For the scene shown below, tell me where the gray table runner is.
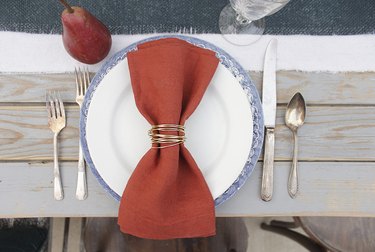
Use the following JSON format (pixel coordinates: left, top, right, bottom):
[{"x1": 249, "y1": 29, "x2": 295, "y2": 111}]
[{"x1": 1, "y1": 0, "x2": 374, "y2": 35}]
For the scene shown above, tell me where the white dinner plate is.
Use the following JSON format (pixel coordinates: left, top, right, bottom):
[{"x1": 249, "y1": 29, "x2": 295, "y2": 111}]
[{"x1": 80, "y1": 35, "x2": 264, "y2": 206}]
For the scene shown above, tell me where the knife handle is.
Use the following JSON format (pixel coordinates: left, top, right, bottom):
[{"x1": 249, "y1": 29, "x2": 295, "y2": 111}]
[{"x1": 261, "y1": 127, "x2": 275, "y2": 201}]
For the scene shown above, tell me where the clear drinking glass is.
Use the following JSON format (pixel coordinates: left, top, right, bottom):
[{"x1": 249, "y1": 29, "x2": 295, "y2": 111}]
[{"x1": 219, "y1": 0, "x2": 290, "y2": 37}]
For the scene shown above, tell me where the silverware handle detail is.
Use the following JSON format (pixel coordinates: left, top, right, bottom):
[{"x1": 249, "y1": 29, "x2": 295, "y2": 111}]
[
  {"x1": 261, "y1": 127, "x2": 275, "y2": 201},
  {"x1": 288, "y1": 131, "x2": 299, "y2": 198},
  {"x1": 53, "y1": 133, "x2": 64, "y2": 200},
  {"x1": 76, "y1": 141, "x2": 88, "y2": 200}
]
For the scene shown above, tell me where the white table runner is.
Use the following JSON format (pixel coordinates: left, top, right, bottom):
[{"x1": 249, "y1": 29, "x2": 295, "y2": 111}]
[{"x1": 0, "y1": 32, "x2": 374, "y2": 73}]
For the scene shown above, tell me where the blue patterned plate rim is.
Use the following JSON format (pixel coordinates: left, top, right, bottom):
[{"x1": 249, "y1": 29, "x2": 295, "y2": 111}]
[{"x1": 80, "y1": 34, "x2": 264, "y2": 207}]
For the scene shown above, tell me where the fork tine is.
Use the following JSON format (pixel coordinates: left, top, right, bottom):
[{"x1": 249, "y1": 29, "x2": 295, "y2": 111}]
[
  {"x1": 77, "y1": 67, "x2": 81, "y2": 95},
  {"x1": 83, "y1": 68, "x2": 87, "y2": 94},
  {"x1": 55, "y1": 91, "x2": 63, "y2": 118},
  {"x1": 75, "y1": 68, "x2": 80, "y2": 97},
  {"x1": 79, "y1": 67, "x2": 84, "y2": 95},
  {"x1": 79, "y1": 69, "x2": 86, "y2": 95},
  {"x1": 53, "y1": 91, "x2": 61, "y2": 117},
  {"x1": 50, "y1": 92, "x2": 57, "y2": 119},
  {"x1": 81, "y1": 69, "x2": 86, "y2": 95},
  {"x1": 76, "y1": 67, "x2": 83, "y2": 96},
  {"x1": 84, "y1": 68, "x2": 90, "y2": 93},
  {"x1": 57, "y1": 91, "x2": 66, "y2": 118},
  {"x1": 86, "y1": 68, "x2": 90, "y2": 83}
]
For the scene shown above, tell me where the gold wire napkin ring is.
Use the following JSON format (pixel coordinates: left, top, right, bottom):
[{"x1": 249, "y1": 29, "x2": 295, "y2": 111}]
[{"x1": 148, "y1": 124, "x2": 186, "y2": 149}]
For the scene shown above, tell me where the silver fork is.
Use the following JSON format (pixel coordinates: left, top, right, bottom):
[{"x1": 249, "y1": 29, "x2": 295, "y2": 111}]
[
  {"x1": 75, "y1": 68, "x2": 89, "y2": 200},
  {"x1": 46, "y1": 91, "x2": 66, "y2": 200}
]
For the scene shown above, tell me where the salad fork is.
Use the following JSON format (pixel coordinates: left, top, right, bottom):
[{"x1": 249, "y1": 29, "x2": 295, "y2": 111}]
[
  {"x1": 75, "y1": 68, "x2": 89, "y2": 200},
  {"x1": 46, "y1": 91, "x2": 66, "y2": 200}
]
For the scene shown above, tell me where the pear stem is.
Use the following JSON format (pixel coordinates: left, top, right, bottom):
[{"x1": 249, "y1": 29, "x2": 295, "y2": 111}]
[{"x1": 59, "y1": 0, "x2": 74, "y2": 13}]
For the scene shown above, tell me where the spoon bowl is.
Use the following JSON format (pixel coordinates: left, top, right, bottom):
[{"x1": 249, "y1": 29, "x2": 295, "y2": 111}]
[
  {"x1": 285, "y1": 92, "x2": 306, "y2": 198},
  {"x1": 285, "y1": 93, "x2": 306, "y2": 131}
]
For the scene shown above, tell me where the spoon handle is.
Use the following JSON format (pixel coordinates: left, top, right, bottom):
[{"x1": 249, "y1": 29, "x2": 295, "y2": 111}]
[
  {"x1": 76, "y1": 140, "x2": 88, "y2": 200},
  {"x1": 288, "y1": 131, "x2": 299, "y2": 198}
]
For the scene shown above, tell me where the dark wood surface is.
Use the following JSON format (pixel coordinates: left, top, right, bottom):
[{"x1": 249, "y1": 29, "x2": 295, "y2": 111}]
[
  {"x1": 297, "y1": 217, "x2": 375, "y2": 252},
  {"x1": 84, "y1": 217, "x2": 248, "y2": 252}
]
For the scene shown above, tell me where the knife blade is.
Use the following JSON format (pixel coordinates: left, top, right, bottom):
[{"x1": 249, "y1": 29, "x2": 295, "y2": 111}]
[{"x1": 261, "y1": 38, "x2": 277, "y2": 201}]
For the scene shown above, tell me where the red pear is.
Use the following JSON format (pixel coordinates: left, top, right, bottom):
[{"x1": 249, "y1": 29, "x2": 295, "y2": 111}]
[{"x1": 59, "y1": 0, "x2": 112, "y2": 64}]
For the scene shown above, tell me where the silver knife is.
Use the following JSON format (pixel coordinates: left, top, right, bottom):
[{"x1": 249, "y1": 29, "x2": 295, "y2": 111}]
[{"x1": 261, "y1": 38, "x2": 277, "y2": 201}]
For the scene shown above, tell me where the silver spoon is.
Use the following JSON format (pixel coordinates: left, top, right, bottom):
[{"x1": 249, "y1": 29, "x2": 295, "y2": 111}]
[{"x1": 285, "y1": 92, "x2": 306, "y2": 198}]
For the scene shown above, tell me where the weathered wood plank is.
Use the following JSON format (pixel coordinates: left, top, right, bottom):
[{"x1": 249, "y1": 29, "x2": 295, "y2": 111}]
[
  {"x1": 48, "y1": 218, "x2": 66, "y2": 252},
  {"x1": 0, "y1": 106, "x2": 79, "y2": 161},
  {"x1": 249, "y1": 71, "x2": 375, "y2": 105},
  {"x1": 218, "y1": 162, "x2": 375, "y2": 217},
  {"x1": 0, "y1": 106, "x2": 374, "y2": 161},
  {"x1": 1, "y1": 162, "x2": 375, "y2": 217},
  {"x1": 0, "y1": 74, "x2": 76, "y2": 103},
  {"x1": 0, "y1": 72, "x2": 374, "y2": 104},
  {"x1": 66, "y1": 218, "x2": 83, "y2": 252},
  {"x1": 0, "y1": 162, "x2": 118, "y2": 218}
]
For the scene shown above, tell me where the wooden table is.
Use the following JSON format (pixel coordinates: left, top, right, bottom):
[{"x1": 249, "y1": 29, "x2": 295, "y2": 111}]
[{"x1": 1, "y1": 71, "x2": 375, "y2": 218}]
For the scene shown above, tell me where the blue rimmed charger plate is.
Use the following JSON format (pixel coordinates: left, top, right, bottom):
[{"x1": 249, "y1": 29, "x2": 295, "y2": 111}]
[{"x1": 80, "y1": 35, "x2": 264, "y2": 206}]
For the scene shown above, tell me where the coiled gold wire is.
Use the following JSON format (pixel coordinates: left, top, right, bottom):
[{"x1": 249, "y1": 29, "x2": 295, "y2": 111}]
[{"x1": 148, "y1": 124, "x2": 186, "y2": 149}]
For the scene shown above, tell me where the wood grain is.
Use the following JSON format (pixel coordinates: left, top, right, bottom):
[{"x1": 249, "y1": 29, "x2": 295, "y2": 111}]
[
  {"x1": 0, "y1": 74, "x2": 75, "y2": 103},
  {"x1": 0, "y1": 71, "x2": 374, "y2": 218},
  {"x1": 0, "y1": 106, "x2": 374, "y2": 161},
  {"x1": 84, "y1": 217, "x2": 248, "y2": 252},
  {"x1": 0, "y1": 106, "x2": 79, "y2": 161},
  {"x1": 249, "y1": 71, "x2": 375, "y2": 105},
  {"x1": 66, "y1": 218, "x2": 84, "y2": 252},
  {"x1": 297, "y1": 216, "x2": 375, "y2": 252},
  {"x1": 1, "y1": 162, "x2": 375, "y2": 218},
  {"x1": 48, "y1": 218, "x2": 66, "y2": 252},
  {"x1": 0, "y1": 72, "x2": 374, "y2": 104}
]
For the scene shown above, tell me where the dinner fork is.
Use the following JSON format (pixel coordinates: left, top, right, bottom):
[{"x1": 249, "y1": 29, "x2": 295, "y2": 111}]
[
  {"x1": 75, "y1": 68, "x2": 89, "y2": 200},
  {"x1": 46, "y1": 91, "x2": 66, "y2": 200}
]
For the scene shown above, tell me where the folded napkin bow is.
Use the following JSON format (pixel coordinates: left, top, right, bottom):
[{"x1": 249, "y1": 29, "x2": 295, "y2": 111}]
[{"x1": 118, "y1": 38, "x2": 219, "y2": 239}]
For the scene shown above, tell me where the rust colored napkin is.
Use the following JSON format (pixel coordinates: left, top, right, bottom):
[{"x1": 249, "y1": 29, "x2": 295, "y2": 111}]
[{"x1": 118, "y1": 38, "x2": 219, "y2": 239}]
